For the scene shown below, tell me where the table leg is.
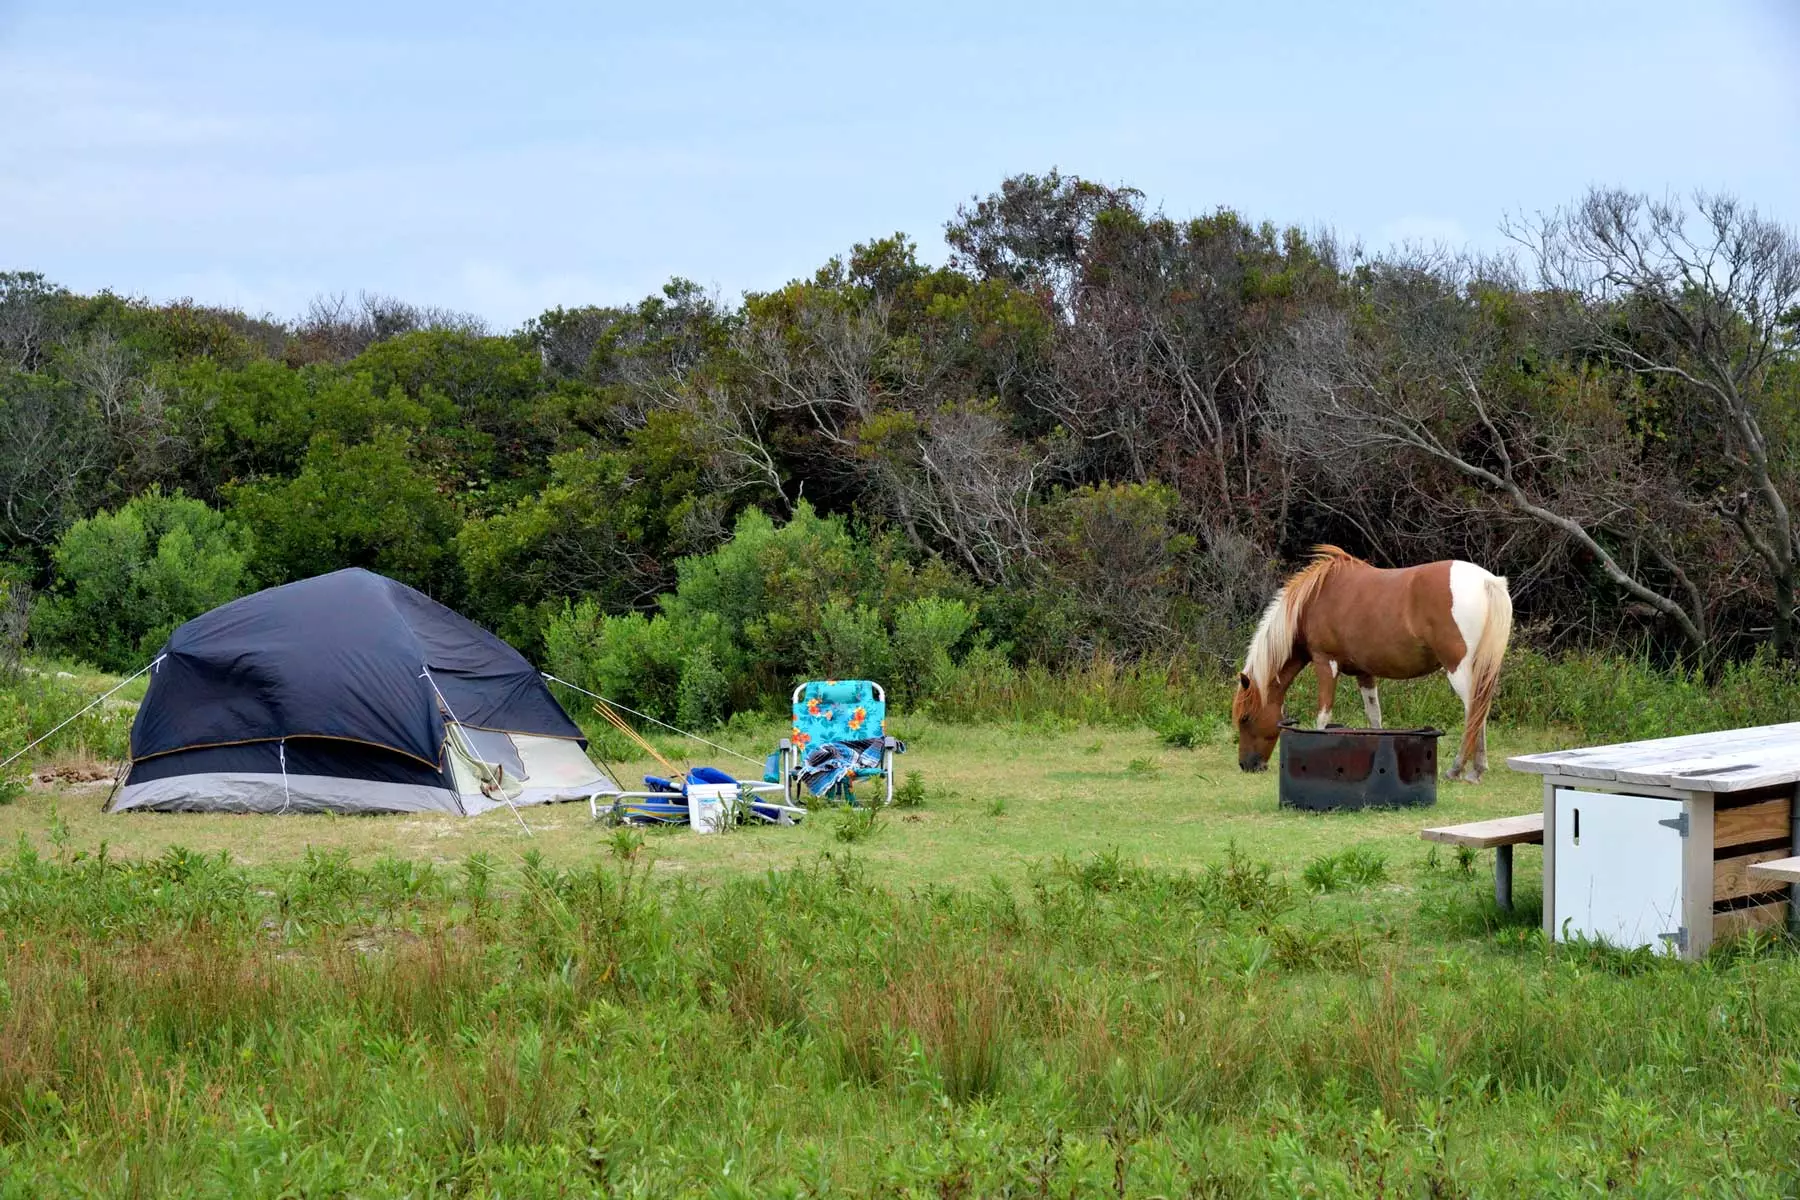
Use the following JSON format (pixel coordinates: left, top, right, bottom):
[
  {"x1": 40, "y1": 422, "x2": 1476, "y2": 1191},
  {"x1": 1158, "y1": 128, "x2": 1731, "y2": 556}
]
[
  {"x1": 1495, "y1": 844, "x2": 1513, "y2": 912},
  {"x1": 1680, "y1": 793, "x2": 1714, "y2": 961},
  {"x1": 1542, "y1": 779, "x2": 1557, "y2": 941}
]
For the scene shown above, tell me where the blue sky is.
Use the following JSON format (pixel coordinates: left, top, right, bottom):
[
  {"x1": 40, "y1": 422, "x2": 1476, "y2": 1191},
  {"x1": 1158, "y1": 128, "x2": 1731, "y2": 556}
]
[{"x1": 3, "y1": 0, "x2": 1796, "y2": 329}]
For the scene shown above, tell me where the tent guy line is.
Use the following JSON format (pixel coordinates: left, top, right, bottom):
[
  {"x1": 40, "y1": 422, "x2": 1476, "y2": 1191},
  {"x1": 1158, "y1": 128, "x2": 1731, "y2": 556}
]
[
  {"x1": 541, "y1": 674, "x2": 767, "y2": 769},
  {"x1": 0, "y1": 655, "x2": 164, "y2": 775}
]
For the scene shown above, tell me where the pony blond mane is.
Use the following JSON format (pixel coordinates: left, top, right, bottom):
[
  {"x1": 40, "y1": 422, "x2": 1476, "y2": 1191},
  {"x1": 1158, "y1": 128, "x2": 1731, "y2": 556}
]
[{"x1": 1240, "y1": 546, "x2": 1362, "y2": 693}]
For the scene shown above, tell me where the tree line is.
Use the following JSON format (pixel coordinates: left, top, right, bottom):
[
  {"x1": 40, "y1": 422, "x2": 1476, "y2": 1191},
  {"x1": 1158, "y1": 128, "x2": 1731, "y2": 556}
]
[{"x1": 2, "y1": 173, "x2": 1797, "y2": 701}]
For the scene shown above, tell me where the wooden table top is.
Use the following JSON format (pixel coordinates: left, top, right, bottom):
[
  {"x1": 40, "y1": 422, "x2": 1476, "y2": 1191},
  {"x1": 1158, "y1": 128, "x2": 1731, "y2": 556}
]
[{"x1": 1507, "y1": 723, "x2": 1800, "y2": 793}]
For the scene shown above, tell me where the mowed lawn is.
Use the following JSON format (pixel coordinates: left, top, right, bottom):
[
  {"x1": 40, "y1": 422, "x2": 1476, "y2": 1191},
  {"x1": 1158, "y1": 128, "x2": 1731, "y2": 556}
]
[{"x1": 10, "y1": 718, "x2": 1556, "y2": 902}]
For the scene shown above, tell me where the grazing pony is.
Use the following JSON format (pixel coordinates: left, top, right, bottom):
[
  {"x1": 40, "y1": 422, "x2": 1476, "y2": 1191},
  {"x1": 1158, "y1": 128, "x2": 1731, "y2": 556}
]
[{"x1": 1232, "y1": 547, "x2": 1513, "y2": 782}]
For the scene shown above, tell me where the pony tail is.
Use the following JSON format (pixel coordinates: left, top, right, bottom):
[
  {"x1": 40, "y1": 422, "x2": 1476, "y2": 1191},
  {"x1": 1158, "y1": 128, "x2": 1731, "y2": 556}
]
[{"x1": 1465, "y1": 575, "x2": 1513, "y2": 734}]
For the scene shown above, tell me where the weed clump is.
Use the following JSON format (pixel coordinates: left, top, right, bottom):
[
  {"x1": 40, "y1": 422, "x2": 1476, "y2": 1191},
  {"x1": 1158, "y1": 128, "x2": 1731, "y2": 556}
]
[
  {"x1": 834, "y1": 805, "x2": 885, "y2": 844},
  {"x1": 892, "y1": 771, "x2": 927, "y2": 808},
  {"x1": 1151, "y1": 709, "x2": 1211, "y2": 748},
  {"x1": 1302, "y1": 846, "x2": 1389, "y2": 893}
]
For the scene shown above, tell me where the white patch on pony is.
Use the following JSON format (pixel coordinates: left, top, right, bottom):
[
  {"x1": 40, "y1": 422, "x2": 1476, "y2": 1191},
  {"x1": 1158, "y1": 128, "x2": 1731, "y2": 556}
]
[
  {"x1": 1359, "y1": 684, "x2": 1381, "y2": 727},
  {"x1": 1315, "y1": 708, "x2": 1332, "y2": 728},
  {"x1": 1445, "y1": 561, "x2": 1491, "y2": 693},
  {"x1": 1328, "y1": 659, "x2": 1339, "y2": 678}
]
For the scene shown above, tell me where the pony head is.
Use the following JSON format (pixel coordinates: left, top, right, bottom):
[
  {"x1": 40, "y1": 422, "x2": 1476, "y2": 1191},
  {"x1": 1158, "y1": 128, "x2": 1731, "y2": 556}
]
[
  {"x1": 1231, "y1": 546, "x2": 1352, "y2": 772},
  {"x1": 1232, "y1": 672, "x2": 1284, "y2": 772}
]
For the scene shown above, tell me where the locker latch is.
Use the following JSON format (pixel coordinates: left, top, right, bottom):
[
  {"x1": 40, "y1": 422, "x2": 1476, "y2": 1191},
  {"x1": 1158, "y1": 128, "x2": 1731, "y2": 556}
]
[
  {"x1": 1658, "y1": 813, "x2": 1690, "y2": 837},
  {"x1": 1659, "y1": 927, "x2": 1688, "y2": 954}
]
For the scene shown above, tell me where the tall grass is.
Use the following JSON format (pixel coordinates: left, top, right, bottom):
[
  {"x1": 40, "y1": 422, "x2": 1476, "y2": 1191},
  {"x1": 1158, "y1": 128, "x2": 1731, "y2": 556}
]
[
  {"x1": 923, "y1": 646, "x2": 1800, "y2": 746},
  {"x1": 2, "y1": 837, "x2": 1800, "y2": 1193}
]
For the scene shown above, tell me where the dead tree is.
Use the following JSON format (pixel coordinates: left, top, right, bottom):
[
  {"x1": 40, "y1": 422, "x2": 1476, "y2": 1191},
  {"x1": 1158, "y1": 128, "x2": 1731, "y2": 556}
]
[
  {"x1": 1512, "y1": 189, "x2": 1800, "y2": 653},
  {"x1": 1269, "y1": 251, "x2": 1714, "y2": 655}
]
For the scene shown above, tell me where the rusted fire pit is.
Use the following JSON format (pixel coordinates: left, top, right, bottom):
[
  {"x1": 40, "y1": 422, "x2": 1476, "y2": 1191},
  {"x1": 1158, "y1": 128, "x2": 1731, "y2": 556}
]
[{"x1": 1277, "y1": 723, "x2": 1443, "y2": 811}]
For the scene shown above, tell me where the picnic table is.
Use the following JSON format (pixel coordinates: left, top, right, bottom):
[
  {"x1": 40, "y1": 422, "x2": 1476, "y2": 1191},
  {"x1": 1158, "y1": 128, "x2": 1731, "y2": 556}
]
[{"x1": 1509, "y1": 724, "x2": 1800, "y2": 960}]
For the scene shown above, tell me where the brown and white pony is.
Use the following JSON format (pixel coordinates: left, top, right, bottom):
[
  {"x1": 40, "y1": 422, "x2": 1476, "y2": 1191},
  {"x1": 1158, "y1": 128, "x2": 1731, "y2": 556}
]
[{"x1": 1232, "y1": 547, "x2": 1513, "y2": 782}]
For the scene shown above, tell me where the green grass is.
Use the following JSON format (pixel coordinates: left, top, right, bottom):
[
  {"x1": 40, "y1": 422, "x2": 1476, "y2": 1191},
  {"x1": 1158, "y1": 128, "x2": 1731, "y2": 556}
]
[
  {"x1": 0, "y1": 718, "x2": 1552, "y2": 894},
  {"x1": 9, "y1": 657, "x2": 1800, "y2": 1193},
  {"x1": 0, "y1": 778, "x2": 1799, "y2": 1195}
]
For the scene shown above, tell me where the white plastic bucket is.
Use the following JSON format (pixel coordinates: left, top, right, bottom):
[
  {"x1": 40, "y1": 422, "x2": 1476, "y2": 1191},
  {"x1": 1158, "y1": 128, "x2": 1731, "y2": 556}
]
[{"x1": 687, "y1": 783, "x2": 734, "y2": 834}]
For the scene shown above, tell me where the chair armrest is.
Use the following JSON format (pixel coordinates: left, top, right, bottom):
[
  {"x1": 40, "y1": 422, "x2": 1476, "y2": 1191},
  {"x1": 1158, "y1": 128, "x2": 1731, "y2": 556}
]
[
  {"x1": 779, "y1": 738, "x2": 792, "y2": 751},
  {"x1": 882, "y1": 736, "x2": 897, "y2": 750}
]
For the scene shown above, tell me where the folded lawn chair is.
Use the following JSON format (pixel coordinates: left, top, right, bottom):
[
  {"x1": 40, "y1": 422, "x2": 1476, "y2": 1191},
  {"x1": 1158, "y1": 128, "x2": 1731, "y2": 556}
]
[
  {"x1": 593, "y1": 765, "x2": 804, "y2": 829},
  {"x1": 766, "y1": 680, "x2": 901, "y2": 806}
]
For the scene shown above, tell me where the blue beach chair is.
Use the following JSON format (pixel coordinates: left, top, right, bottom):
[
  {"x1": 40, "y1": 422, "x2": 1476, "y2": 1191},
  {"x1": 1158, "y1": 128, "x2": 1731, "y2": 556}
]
[{"x1": 767, "y1": 680, "x2": 900, "y2": 806}]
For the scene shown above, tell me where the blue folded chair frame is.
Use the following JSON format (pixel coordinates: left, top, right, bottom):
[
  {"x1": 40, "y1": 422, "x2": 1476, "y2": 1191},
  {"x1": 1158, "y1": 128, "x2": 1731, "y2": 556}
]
[{"x1": 592, "y1": 765, "x2": 804, "y2": 826}]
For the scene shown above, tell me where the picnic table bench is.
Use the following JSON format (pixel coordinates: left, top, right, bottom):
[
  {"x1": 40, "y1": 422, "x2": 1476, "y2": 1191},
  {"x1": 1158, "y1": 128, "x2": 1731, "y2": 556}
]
[
  {"x1": 1421, "y1": 812, "x2": 1543, "y2": 912},
  {"x1": 1509, "y1": 723, "x2": 1800, "y2": 959}
]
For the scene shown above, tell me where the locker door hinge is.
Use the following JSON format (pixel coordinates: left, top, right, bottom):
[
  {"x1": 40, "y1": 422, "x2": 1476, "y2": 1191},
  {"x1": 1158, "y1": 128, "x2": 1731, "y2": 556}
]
[
  {"x1": 1659, "y1": 927, "x2": 1688, "y2": 954},
  {"x1": 1658, "y1": 812, "x2": 1690, "y2": 837}
]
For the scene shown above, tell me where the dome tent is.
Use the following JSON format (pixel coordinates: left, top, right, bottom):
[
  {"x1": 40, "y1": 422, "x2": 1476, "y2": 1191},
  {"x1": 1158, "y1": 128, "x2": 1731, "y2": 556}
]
[{"x1": 109, "y1": 568, "x2": 614, "y2": 815}]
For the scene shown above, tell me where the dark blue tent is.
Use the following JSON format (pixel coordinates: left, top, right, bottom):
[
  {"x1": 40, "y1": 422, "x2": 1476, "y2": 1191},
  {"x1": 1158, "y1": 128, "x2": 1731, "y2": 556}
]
[{"x1": 110, "y1": 569, "x2": 615, "y2": 815}]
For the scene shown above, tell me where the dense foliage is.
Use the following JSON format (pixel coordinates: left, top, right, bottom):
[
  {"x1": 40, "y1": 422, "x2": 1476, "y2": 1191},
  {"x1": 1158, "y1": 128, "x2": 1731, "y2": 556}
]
[
  {"x1": 4, "y1": 176, "x2": 1797, "y2": 696},
  {"x1": 30, "y1": 490, "x2": 253, "y2": 673}
]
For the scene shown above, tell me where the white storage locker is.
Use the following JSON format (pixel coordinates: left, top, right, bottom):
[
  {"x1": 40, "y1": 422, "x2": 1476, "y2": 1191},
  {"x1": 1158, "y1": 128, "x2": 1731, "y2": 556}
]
[
  {"x1": 1511, "y1": 726, "x2": 1800, "y2": 961},
  {"x1": 1553, "y1": 788, "x2": 1687, "y2": 954}
]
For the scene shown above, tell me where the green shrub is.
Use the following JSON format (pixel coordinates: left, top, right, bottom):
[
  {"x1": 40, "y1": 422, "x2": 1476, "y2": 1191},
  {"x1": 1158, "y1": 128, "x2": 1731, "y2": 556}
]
[
  {"x1": 31, "y1": 488, "x2": 253, "y2": 671},
  {"x1": 228, "y1": 429, "x2": 462, "y2": 597},
  {"x1": 0, "y1": 575, "x2": 28, "y2": 679},
  {"x1": 675, "y1": 644, "x2": 730, "y2": 731},
  {"x1": 891, "y1": 596, "x2": 977, "y2": 705},
  {"x1": 1375, "y1": 647, "x2": 1800, "y2": 743},
  {"x1": 543, "y1": 601, "x2": 733, "y2": 724},
  {"x1": 541, "y1": 504, "x2": 982, "y2": 722},
  {"x1": 811, "y1": 599, "x2": 891, "y2": 682}
]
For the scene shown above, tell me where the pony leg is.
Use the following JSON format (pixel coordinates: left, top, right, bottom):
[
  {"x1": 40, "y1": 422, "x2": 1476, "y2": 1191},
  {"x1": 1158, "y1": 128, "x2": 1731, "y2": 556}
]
[
  {"x1": 1444, "y1": 661, "x2": 1474, "y2": 780},
  {"x1": 1445, "y1": 566, "x2": 1511, "y2": 784},
  {"x1": 1444, "y1": 661, "x2": 1492, "y2": 783},
  {"x1": 1356, "y1": 675, "x2": 1382, "y2": 728},
  {"x1": 1312, "y1": 656, "x2": 1338, "y2": 728}
]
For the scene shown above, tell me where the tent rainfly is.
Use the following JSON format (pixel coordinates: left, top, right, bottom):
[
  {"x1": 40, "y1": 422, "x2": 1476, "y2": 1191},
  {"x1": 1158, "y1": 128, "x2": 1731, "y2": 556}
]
[{"x1": 108, "y1": 568, "x2": 615, "y2": 815}]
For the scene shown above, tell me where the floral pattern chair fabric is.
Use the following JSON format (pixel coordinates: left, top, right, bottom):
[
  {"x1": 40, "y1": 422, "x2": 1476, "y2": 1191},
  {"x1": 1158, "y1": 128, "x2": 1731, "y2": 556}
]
[{"x1": 770, "y1": 679, "x2": 897, "y2": 804}]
